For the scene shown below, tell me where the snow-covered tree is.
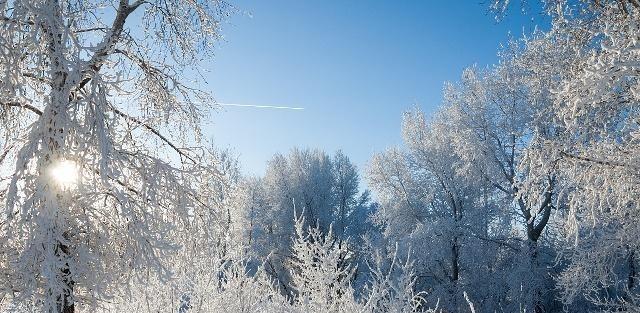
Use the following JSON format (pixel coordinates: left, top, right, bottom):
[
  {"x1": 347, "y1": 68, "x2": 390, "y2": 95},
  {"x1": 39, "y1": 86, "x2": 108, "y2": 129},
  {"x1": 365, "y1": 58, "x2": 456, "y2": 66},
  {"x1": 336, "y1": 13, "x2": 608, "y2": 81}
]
[
  {"x1": 0, "y1": 0, "x2": 230, "y2": 311},
  {"x1": 105, "y1": 244, "x2": 292, "y2": 313},
  {"x1": 474, "y1": 2, "x2": 640, "y2": 310},
  {"x1": 287, "y1": 211, "x2": 429, "y2": 313},
  {"x1": 233, "y1": 148, "x2": 374, "y2": 290},
  {"x1": 442, "y1": 61, "x2": 566, "y2": 311},
  {"x1": 361, "y1": 245, "x2": 427, "y2": 313},
  {"x1": 106, "y1": 210, "x2": 432, "y2": 313},
  {"x1": 368, "y1": 107, "x2": 500, "y2": 311},
  {"x1": 255, "y1": 149, "x2": 336, "y2": 289},
  {"x1": 491, "y1": 0, "x2": 640, "y2": 19},
  {"x1": 332, "y1": 150, "x2": 360, "y2": 243},
  {"x1": 518, "y1": 7, "x2": 640, "y2": 310},
  {"x1": 289, "y1": 212, "x2": 359, "y2": 312}
]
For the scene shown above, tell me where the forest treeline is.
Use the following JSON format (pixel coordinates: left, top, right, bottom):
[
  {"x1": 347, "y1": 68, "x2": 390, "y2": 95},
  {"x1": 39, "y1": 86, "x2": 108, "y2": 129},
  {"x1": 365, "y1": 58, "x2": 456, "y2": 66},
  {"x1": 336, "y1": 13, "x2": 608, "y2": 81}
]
[{"x1": 0, "y1": 0, "x2": 639, "y2": 312}]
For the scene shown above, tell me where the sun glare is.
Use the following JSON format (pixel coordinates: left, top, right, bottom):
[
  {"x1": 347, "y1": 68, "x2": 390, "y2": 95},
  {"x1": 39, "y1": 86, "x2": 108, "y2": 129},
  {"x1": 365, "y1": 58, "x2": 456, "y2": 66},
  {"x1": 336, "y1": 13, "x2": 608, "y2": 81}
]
[{"x1": 49, "y1": 159, "x2": 78, "y2": 188}]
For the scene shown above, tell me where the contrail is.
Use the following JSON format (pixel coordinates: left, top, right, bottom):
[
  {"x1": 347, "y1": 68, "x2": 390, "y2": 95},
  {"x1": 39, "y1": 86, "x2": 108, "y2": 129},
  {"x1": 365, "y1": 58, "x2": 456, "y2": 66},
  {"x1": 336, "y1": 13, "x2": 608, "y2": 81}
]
[{"x1": 217, "y1": 103, "x2": 305, "y2": 110}]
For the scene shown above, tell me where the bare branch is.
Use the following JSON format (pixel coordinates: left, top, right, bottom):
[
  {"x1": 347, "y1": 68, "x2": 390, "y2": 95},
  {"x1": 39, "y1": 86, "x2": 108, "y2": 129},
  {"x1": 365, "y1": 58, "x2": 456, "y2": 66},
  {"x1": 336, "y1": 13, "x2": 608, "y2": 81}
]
[
  {"x1": 0, "y1": 101, "x2": 43, "y2": 115},
  {"x1": 109, "y1": 106, "x2": 197, "y2": 164},
  {"x1": 78, "y1": 0, "x2": 147, "y2": 89},
  {"x1": 560, "y1": 150, "x2": 635, "y2": 170}
]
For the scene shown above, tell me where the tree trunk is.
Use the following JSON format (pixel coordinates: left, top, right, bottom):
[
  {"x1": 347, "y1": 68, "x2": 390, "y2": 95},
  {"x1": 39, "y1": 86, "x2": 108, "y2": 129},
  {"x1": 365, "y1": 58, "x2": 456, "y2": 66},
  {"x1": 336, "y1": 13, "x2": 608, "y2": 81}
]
[
  {"x1": 58, "y1": 241, "x2": 75, "y2": 313},
  {"x1": 628, "y1": 248, "x2": 636, "y2": 291},
  {"x1": 451, "y1": 236, "x2": 460, "y2": 282},
  {"x1": 43, "y1": 0, "x2": 75, "y2": 309},
  {"x1": 450, "y1": 235, "x2": 460, "y2": 311},
  {"x1": 45, "y1": 94, "x2": 74, "y2": 313},
  {"x1": 528, "y1": 239, "x2": 544, "y2": 313}
]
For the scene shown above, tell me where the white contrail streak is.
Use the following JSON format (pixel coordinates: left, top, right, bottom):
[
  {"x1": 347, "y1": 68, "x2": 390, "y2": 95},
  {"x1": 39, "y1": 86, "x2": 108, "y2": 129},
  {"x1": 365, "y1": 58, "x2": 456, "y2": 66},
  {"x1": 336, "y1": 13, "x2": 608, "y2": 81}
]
[{"x1": 217, "y1": 103, "x2": 305, "y2": 110}]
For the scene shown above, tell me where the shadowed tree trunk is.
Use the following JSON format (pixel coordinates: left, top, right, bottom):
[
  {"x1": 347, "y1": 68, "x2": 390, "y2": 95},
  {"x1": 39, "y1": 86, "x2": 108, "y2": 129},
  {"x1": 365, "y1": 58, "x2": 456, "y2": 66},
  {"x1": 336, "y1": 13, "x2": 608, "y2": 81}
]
[
  {"x1": 58, "y1": 241, "x2": 74, "y2": 313},
  {"x1": 517, "y1": 176, "x2": 554, "y2": 313}
]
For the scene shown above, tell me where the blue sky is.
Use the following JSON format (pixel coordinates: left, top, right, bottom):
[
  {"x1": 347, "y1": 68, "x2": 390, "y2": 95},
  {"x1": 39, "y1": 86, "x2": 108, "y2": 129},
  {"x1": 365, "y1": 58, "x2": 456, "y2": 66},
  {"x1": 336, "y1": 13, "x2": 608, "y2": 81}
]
[{"x1": 201, "y1": 1, "x2": 548, "y2": 178}]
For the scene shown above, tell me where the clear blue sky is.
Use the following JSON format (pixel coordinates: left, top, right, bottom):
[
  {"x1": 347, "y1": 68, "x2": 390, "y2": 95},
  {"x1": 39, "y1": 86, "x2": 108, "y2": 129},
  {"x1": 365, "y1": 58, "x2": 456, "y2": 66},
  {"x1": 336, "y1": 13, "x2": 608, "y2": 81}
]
[{"x1": 201, "y1": 1, "x2": 548, "y2": 178}]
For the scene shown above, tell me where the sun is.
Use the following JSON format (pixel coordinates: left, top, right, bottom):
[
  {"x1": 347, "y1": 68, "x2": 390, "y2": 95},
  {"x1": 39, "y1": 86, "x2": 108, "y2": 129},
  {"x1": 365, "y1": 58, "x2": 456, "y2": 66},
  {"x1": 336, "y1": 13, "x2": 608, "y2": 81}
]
[{"x1": 49, "y1": 159, "x2": 79, "y2": 189}]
